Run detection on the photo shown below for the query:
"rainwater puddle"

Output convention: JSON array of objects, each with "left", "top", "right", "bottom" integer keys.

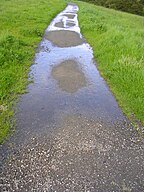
[{"left": 13, "top": 3, "right": 128, "bottom": 143}]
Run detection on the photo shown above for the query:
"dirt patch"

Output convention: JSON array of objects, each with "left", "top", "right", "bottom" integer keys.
[
  {"left": 45, "top": 30, "right": 84, "bottom": 47},
  {"left": 54, "top": 21, "right": 64, "bottom": 28},
  {"left": 63, "top": 14, "right": 75, "bottom": 19},
  {"left": 52, "top": 60, "right": 87, "bottom": 93}
]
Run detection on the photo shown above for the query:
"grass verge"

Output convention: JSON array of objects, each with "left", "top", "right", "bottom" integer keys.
[
  {"left": 76, "top": 1, "right": 144, "bottom": 127},
  {"left": 0, "top": 0, "right": 66, "bottom": 143}
]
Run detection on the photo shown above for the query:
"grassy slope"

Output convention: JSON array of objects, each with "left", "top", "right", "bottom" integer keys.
[
  {"left": 0, "top": 0, "right": 66, "bottom": 143},
  {"left": 77, "top": 1, "right": 144, "bottom": 125}
]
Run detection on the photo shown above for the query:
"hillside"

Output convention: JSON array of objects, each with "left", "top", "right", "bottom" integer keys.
[
  {"left": 79, "top": 0, "right": 144, "bottom": 16},
  {"left": 77, "top": 0, "right": 144, "bottom": 127}
]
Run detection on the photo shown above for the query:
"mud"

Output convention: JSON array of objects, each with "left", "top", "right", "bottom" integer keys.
[
  {"left": 52, "top": 60, "right": 87, "bottom": 93},
  {"left": 45, "top": 30, "right": 84, "bottom": 47}
]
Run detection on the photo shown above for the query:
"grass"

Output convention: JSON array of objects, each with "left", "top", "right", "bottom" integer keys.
[
  {"left": 76, "top": 1, "right": 144, "bottom": 127},
  {"left": 0, "top": 0, "right": 66, "bottom": 143}
]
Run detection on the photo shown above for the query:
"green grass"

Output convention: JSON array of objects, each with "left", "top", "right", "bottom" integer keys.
[
  {"left": 0, "top": 0, "right": 66, "bottom": 143},
  {"left": 76, "top": 1, "right": 144, "bottom": 125}
]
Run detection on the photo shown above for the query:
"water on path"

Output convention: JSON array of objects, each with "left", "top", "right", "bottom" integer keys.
[{"left": 0, "top": 3, "right": 144, "bottom": 192}]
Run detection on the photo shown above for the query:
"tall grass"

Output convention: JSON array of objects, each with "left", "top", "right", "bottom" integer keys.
[
  {"left": 77, "top": 1, "right": 144, "bottom": 125},
  {"left": 0, "top": 0, "right": 66, "bottom": 143}
]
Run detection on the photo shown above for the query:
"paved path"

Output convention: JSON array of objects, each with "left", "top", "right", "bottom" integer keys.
[{"left": 0, "top": 4, "right": 144, "bottom": 192}]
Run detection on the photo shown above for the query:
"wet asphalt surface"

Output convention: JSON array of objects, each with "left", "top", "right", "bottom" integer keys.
[{"left": 0, "top": 3, "right": 144, "bottom": 192}]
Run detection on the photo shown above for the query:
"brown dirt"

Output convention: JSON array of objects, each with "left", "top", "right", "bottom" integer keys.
[
  {"left": 52, "top": 60, "right": 87, "bottom": 93},
  {"left": 45, "top": 30, "right": 84, "bottom": 47}
]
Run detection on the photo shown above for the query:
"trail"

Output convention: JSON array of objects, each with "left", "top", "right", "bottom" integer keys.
[{"left": 0, "top": 3, "right": 144, "bottom": 192}]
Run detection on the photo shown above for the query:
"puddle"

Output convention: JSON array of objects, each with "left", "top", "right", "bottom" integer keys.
[
  {"left": 3, "top": 3, "right": 129, "bottom": 144},
  {"left": 46, "top": 4, "right": 80, "bottom": 33},
  {"left": 52, "top": 60, "right": 87, "bottom": 93},
  {"left": 2, "top": 3, "right": 130, "bottom": 145}
]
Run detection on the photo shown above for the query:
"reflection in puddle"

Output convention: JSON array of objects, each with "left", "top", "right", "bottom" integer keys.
[
  {"left": 52, "top": 60, "right": 87, "bottom": 93},
  {"left": 46, "top": 4, "right": 80, "bottom": 33}
]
